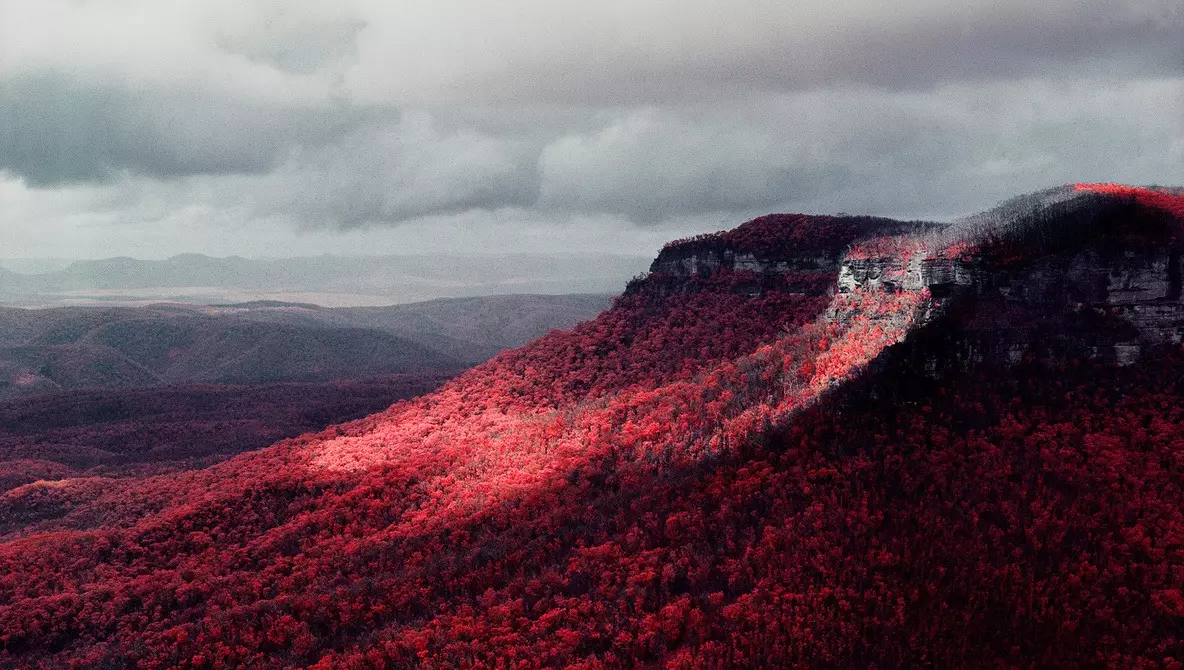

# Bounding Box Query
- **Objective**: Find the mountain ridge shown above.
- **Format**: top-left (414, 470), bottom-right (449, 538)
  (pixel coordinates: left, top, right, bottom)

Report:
top-left (0, 253), bottom-right (651, 307)
top-left (0, 294), bottom-right (613, 399)
top-left (2, 184), bottom-right (1184, 667)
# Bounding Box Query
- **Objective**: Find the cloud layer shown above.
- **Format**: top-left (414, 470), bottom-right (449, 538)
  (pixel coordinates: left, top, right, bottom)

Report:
top-left (0, 0), bottom-right (1181, 256)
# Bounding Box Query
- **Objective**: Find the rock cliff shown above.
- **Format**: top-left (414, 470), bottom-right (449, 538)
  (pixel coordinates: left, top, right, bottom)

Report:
top-left (642, 185), bottom-right (1184, 368)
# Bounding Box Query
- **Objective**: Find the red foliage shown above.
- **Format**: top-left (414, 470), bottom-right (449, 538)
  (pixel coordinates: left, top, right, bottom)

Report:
top-left (0, 373), bottom-right (453, 494)
top-left (662, 213), bottom-right (933, 260)
top-left (1075, 183), bottom-right (1184, 219)
top-left (0, 198), bottom-right (1182, 667)
top-left (489, 273), bottom-right (831, 407)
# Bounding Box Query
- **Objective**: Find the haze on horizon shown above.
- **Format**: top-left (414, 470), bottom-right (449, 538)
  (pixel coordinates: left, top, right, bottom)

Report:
top-left (0, 0), bottom-right (1181, 261)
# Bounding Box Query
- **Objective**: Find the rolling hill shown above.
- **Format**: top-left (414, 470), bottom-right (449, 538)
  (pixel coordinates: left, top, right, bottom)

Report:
top-left (205, 293), bottom-right (616, 365)
top-left (0, 307), bottom-right (458, 398)
top-left (0, 294), bottom-right (612, 504)
top-left (1, 185), bottom-right (1183, 667)
top-left (0, 294), bottom-right (612, 400)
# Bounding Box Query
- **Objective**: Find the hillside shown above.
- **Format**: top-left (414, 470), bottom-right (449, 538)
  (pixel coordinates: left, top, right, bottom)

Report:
top-left (0, 294), bottom-right (610, 399)
top-left (209, 294), bottom-right (615, 365)
top-left (0, 308), bottom-right (457, 399)
top-left (2, 185), bottom-right (1184, 667)
top-left (0, 294), bottom-right (609, 506)
top-left (0, 374), bottom-right (455, 498)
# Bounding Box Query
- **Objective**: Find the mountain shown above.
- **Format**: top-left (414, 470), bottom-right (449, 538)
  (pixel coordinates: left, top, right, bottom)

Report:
top-left (0, 306), bottom-right (459, 399)
top-left (0, 294), bottom-right (612, 399)
top-left (0, 253), bottom-right (650, 307)
top-left (2, 184), bottom-right (1184, 667)
top-left (222, 293), bottom-right (616, 364)
top-left (0, 294), bottom-right (610, 494)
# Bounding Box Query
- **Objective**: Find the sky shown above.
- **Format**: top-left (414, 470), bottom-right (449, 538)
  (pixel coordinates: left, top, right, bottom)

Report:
top-left (0, 0), bottom-right (1181, 259)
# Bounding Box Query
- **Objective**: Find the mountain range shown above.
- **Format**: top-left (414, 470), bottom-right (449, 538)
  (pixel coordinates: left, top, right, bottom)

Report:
top-left (2, 184), bottom-right (1183, 667)
top-left (0, 294), bottom-right (612, 400)
top-left (0, 253), bottom-right (651, 308)
top-left (0, 293), bottom-right (612, 500)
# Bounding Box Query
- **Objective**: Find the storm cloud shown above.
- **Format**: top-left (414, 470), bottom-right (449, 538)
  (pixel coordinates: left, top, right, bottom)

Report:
top-left (0, 0), bottom-right (1181, 256)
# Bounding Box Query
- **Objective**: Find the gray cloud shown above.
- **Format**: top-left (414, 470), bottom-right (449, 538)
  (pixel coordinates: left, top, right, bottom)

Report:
top-left (0, 0), bottom-right (1181, 258)
top-left (0, 73), bottom-right (367, 187)
top-left (532, 79), bottom-right (1184, 222)
top-left (60, 78), bottom-right (1168, 232)
top-left (246, 112), bottom-right (541, 226)
top-left (345, 1), bottom-right (1183, 105)
top-left (217, 17), bottom-right (366, 75)
top-left (536, 110), bottom-right (853, 222)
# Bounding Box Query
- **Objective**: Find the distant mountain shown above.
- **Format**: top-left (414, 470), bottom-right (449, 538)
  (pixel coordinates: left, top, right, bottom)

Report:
top-left (0, 308), bottom-right (458, 399)
top-left (0, 253), bottom-right (651, 307)
top-left (0, 293), bottom-right (611, 399)
top-left (0, 258), bottom-right (76, 274)
top-left (219, 293), bottom-right (616, 363)
top-left (4, 185), bottom-right (1184, 666)
top-left (0, 292), bottom-right (610, 494)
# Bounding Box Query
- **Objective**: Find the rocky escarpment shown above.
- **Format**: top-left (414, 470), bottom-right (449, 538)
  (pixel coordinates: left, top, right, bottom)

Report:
top-left (651, 247), bottom-right (838, 278)
top-left (841, 186), bottom-right (1184, 367)
top-left (636, 214), bottom-right (942, 300)
top-left (650, 215), bottom-right (942, 277)
top-left (840, 246), bottom-right (1184, 369)
top-left (642, 186), bottom-right (1184, 369)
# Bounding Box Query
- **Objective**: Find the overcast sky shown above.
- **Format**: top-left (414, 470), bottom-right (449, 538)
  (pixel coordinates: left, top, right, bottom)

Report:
top-left (0, 0), bottom-right (1181, 259)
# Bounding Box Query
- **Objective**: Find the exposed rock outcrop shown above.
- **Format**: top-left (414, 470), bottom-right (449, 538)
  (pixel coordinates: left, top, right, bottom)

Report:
top-left (645, 185), bottom-right (1184, 369)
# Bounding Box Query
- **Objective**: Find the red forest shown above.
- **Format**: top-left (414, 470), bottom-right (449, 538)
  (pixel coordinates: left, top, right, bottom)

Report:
top-left (1076, 183), bottom-right (1184, 219)
top-left (0, 373), bottom-right (455, 495)
top-left (1, 186), bottom-right (1183, 668)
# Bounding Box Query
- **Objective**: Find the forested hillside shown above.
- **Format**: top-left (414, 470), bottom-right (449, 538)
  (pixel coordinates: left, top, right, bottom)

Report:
top-left (2, 185), bottom-right (1183, 668)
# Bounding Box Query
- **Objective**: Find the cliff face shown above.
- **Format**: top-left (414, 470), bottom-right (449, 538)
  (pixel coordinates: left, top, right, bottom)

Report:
top-left (894, 189), bottom-right (1184, 369)
top-left (834, 253), bottom-right (1175, 374)
top-left (644, 186), bottom-right (1184, 369)
top-left (640, 214), bottom-right (941, 301)
top-left (651, 249), bottom-right (838, 279)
